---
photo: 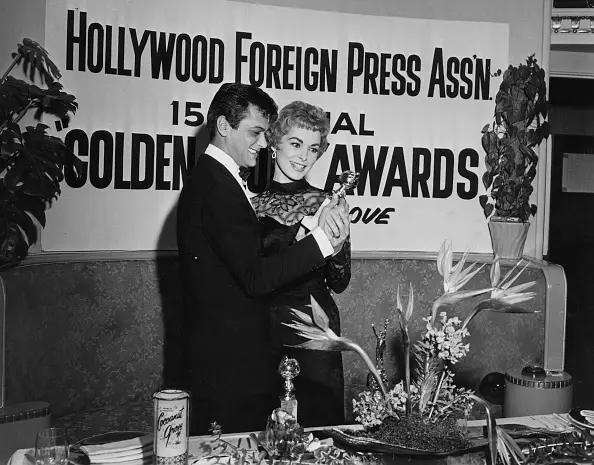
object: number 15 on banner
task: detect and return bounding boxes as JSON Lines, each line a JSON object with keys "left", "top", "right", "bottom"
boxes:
{"left": 171, "top": 101, "right": 204, "bottom": 127}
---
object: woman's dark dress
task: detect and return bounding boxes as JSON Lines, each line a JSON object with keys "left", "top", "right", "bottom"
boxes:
{"left": 252, "top": 180, "right": 351, "bottom": 427}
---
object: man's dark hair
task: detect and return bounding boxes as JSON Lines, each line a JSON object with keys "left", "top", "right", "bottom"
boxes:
{"left": 207, "top": 83, "right": 278, "bottom": 140}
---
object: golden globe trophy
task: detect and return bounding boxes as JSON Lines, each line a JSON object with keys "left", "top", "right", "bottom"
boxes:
{"left": 332, "top": 170, "right": 360, "bottom": 198}
{"left": 278, "top": 356, "right": 300, "bottom": 420}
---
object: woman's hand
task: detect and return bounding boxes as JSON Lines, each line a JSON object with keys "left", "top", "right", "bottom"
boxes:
{"left": 319, "top": 197, "right": 350, "bottom": 254}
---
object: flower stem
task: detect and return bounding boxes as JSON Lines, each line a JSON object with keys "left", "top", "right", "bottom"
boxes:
{"left": 350, "top": 341, "right": 388, "bottom": 399}
{"left": 402, "top": 329, "right": 411, "bottom": 415}
{"left": 0, "top": 53, "right": 22, "bottom": 84}
{"left": 428, "top": 368, "right": 447, "bottom": 419}
{"left": 431, "top": 296, "right": 444, "bottom": 325}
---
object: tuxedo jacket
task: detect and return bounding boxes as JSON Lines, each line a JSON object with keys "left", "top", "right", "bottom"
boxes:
{"left": 176, "top": 154, "right": 327, "bottom": 399}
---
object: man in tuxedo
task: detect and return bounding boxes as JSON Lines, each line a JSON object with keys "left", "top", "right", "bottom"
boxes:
{"left": 177, "top": 83, "right": 349, "bottom": 435}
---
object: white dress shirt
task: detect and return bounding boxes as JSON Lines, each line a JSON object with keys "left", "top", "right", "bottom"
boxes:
{"left": 203, "top": 144, "right": 334, "bottom": 258}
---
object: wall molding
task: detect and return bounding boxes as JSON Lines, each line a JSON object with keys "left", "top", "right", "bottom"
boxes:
{"left": 14, "top": 249, "right": 550, "bottom": 268}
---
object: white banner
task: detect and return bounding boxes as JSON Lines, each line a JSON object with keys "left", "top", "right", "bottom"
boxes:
{"left": 43, "top": 0, "right": 509, "bottom": 252}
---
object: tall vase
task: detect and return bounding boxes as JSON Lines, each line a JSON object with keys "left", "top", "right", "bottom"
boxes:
{"left": 488, "top": 218, "right": 530, "bottom": 259}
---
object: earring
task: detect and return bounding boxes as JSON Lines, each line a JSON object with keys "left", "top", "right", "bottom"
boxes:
{"left": 271, "top": 148, "right": 277, "bottom": 160}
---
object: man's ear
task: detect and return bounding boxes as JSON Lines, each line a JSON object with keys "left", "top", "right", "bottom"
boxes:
{"left": 216, "top": 115, "right": 231, "bottom": 137}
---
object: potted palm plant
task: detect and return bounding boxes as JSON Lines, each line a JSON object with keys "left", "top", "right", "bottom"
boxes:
{"left": 0, "top": 39, "right": 81, "bottom": 268}
{"left": 479, "top": 54, "right": 550, "bottom": 259}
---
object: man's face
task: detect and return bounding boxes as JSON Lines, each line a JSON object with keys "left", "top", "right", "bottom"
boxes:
{"left": 225, "top": 105, "right": 269, "bottom": 168}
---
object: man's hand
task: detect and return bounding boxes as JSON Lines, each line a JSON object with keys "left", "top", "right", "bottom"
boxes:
{"left": 318, "top": 196, "right": 350, "bottom": 254}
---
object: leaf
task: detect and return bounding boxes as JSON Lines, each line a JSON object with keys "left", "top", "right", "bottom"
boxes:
{"left": 395, "top": 283, "right": 403, "bottom": 315}
{"left": 436, "top": 240, "right": 451, "bottom": 278}
{"left": 310, "top": 295, "right": 330, "bottom": 332}
{"left": 484, "top": 203, "right": 494, "bottom": 218}
{"left": 490, "top": 258, "right": 501, "bottom": 287}
{"left": 479, "top": 195, "right": 489, "bottom": 209}
{"left": 482, "top": 171, "right": 493, "bottom": 190}
{"left": 405, "top": 282, "right": 414, "bottom": 320}
{"left": 16, "top": 38, "right": 62, "bottom": 83}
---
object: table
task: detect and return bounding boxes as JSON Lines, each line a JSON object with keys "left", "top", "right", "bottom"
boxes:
{"left": 5, "top": 414, "right": 575, "bottom": 465}
{"left": 187, "top": 414, "right": 574, "bottom": 464}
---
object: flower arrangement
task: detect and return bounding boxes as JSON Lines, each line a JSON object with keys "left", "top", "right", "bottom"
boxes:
{"left": 286, "top": 240, "right": 539, "bottom": 463}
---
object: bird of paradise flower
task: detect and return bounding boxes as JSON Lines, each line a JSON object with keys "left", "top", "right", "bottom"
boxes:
{"left": 283, "top": 240, "right": 539, "bottom": 465}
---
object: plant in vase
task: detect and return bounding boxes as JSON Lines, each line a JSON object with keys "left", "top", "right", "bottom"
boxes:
{"left": 286, "top": 240, "right": 539, "bottom": 463}
{"left": 479, "top": 54, "right": 550, "bottom": 259}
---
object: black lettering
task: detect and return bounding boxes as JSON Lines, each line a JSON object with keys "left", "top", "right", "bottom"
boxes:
{"left": 362, "top": 208, "right": 381, "bottom": 224}
{"left": 390, "top": 54, "right": 406, "bottom": 96}
{"left": 172, "top": 135, "right": 196, "bottom": 190}
{"left": 266, "top": 44, "right": 282, "bottom": 89}
{"left": 295, "top": 46, "right": 302, "bottom": 90}
{"left": 87, "top": 23, "right": 104, "bottom": 73}
{"left": 428, "top": 47, "right": 445, "bottom": 98}
{"left": 131, "top": 133, "right": 154, "bottom": 189}
{"left": 433, "top": 148, "right": 454, "bottom": 198}
{"left": 150, "top": 32, "right": 176, "bottom": 80}
{"left": 104, "top": 26, "right": 117, "bottom": 75}
{"left": 352, "top": 145, "right": 388, "bottom": 196}
{"left": 130, "top": 29, "right": 152, "bottom": 77}
{"left": 350, "top": 207, "right": 362, "bottom": 223}
{"left": 460, "top": 57, "right": 473, "bottom": 99}
{"left": 114, "top": 132, "right": 130, "bottom": 189}
{"left": 209, "top": 38, "right": 224, "bottom": 83}
{"left": 359, "top": 114, "right": 374, "bottom": 136}
{"left": 89, "top": 130, "right": 113, "bottom": 189}
{"left": 191, "top": 35, "right": 208, "bottom": 83}
{"left": 175, "top": 34, "right": 191, "bottom": 82}
{"left": 376, "top": 208, "right": 395, "bottom": 224}
{"left": 475, "top": 58, "right": 491, "bottom": 100}
{"left": 457, "top": 148, "right": 479, "bottom": 199}
{"left": 320, "top": 50, "right": 337, "bottom": 92}
{"left": 346, "top": 42, "right": 363, "bottom": 94}
{"left": 156, "top": 135, "right": 172, "bottom": 190}
{"left": 332, "top": 113, "right": 357, "bottom": 135}
{"left": 324, "top": 145, "right": 351, "bottom": 192}
{"left": 304, "top": 48, "right": 318, "bottom": 91}
{"left": 411, "top": 148, "right": 431, "bottom": 198}
{"left": 383, "top": 147, "right": 410, "bottom": 197}
{"left": 66, "top": 10, "right": 86, "bottom": 72}
{"left": 64, "top": 129, "right": 88, "bottom": 188}
{"left": 407, "top": 55, "right": 421, "bottom": 96}
{"left": 446, "top": 57, "right": 460, "bottom": 99}
{"left": 379, "top": 53, "right": 391, "bottom": 95}
{"left": 117, "top": 27, "right": 132, "bottom": 76}
{"left": 249, "top": 42, "right": 265, "bottom": 87}
{"left": 282, "top": 45, "right": 295, "bottom": 90}
{"left": 363, "top": 52, "right": 378, "bottom": 95}
{"left": 235, "top": 31, "right": 251, "bottom": 83}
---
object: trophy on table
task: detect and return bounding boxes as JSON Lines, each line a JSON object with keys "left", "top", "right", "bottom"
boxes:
{"left": 278, "top": 356, "right": 300, "bottom": 420}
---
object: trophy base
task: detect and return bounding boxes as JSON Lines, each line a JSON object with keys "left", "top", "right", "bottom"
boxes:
{"left": 279, "top": 397, "right": 298, "bottom": 420}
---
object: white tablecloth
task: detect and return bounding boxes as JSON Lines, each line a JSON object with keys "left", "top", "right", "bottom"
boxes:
{"left": 6, "top": 414, "right": 576, "bottom": 465}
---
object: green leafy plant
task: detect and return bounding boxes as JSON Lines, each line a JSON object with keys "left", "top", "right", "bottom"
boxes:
{"left": 0, "top": 38, "right": 81, "bottom": 267}
{"left": 479, "top": 54, "right": 550, "bottom": 223}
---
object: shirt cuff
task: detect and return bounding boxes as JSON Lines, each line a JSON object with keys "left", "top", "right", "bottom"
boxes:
{"left": 301, "top": 215, "right": 318, "bottom": 233}
{"left": 310, "top": 226, "right": 334, "bottom": 258}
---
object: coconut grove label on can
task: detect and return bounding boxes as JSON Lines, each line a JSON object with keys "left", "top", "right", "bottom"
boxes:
{"left": 153, "top": 389, "right": 189, "bottom": 464}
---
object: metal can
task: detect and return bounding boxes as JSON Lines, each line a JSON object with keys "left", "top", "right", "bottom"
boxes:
{"left": 153, "top": 389, "right": 190, "bottom": 465}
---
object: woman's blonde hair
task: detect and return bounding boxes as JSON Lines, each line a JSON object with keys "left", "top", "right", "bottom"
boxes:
{"left": 268, "top": 101, "right": 330, "bottom": 155}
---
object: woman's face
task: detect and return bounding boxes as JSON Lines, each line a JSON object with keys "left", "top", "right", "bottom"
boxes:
{"left": 273, "top": 126, "right": 322, "bottom": 183}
